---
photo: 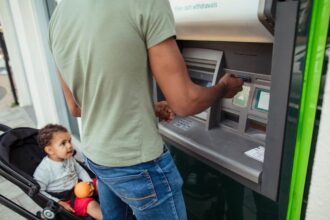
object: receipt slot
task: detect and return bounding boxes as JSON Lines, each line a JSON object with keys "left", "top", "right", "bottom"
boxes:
{"left": 156, "top": 1, "right": 298, "bottom": 201}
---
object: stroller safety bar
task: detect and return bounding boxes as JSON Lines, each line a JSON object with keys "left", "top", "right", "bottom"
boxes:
{"left": 0, "top": 159, "right": 40, "bottom": 197}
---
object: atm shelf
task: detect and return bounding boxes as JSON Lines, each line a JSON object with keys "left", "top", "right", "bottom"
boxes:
{"left": 159, "top": 118, "right": 263, "bottom": 184}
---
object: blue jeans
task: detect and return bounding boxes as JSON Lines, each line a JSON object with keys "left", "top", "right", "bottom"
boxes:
{"left": 84, "top": 149, "right": 187, "bottom": 220}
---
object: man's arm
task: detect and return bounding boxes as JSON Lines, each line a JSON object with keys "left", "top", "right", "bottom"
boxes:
{"left": 148, "top": 38, "right": 243, "bottom": 117}
{"left": 58, "top": 72, "right": 81, "bottom": 117}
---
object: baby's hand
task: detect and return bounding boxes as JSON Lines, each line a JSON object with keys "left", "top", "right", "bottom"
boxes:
{"left": 155, "top": 101, "right": 175, "bottom": 122}
{"left": 58, "top": 201, "right": 75, "bottom": 213}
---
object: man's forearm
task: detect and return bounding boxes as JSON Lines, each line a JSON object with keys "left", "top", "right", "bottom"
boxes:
{"left": 182, "top": 81, "right": 227, "bottom": 116}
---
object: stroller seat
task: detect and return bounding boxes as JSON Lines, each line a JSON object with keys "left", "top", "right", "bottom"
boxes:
{"left": 0, "top": 125, "right": 94, "bottom": 220}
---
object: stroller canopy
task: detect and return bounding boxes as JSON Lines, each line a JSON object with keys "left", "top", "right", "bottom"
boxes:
{"left": 0, "top": 127, "right": 45, "bottom": 179}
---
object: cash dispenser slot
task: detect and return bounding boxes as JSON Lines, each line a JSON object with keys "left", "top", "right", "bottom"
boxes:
{"left": 220, "top": 110, "right": 239, "bottom": 130}
{"left": 246, "top": 118, "right": 267, "bottom": 142}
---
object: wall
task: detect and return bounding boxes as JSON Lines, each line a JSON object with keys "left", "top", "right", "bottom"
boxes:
{"left": 0, "top": 0, "right": 67, "bottom": 128}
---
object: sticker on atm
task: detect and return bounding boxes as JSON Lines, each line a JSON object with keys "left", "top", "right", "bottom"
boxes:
{"left": 244, "top": 146, "right": 265, "bottom": 163}
{"left": 232, "top": 85, "right": 250, "bottom": 108}
{"left": 254, "top": 89, "right": 270, "bottom": 112}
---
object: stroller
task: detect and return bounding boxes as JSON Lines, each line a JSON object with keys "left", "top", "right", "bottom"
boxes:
{"left": 0, "top": 124, "right": 94, "bottom": 220}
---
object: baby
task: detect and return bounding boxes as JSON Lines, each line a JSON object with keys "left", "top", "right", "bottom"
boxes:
{"left": 33, "top": 124, "right": 102, "bottom": 220}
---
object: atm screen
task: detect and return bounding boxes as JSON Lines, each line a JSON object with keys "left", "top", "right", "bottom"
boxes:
{"left": 191, "top": 78, "right": 212, "bottom": 87}
{"left": 253, "top": 89, "right": 270, "bottom": 112}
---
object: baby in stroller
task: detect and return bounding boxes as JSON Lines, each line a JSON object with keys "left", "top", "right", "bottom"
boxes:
{"left": 33, "top": 124, "right": 102, "bottom": 220}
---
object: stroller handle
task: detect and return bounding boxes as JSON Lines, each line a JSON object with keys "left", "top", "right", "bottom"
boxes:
{"left": 0, "top": 124, "right": 11, "bottom": 132}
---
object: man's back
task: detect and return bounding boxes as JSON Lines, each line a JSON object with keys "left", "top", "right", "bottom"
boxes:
{"left": 49, "top": 0, "right": 176, "bottom": 166}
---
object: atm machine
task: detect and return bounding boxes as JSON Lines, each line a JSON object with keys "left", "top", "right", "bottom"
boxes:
{"left": 155, "top": 0, "right": 299, "bottom": 203}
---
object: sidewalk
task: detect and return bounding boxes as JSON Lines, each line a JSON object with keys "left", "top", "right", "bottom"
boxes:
{"left": 0, "top": 107, "right": 41, "bottom": 220}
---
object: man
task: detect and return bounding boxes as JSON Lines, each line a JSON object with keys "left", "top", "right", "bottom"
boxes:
{"left": 49, "top": 0, "right": 243, "bottom": 219}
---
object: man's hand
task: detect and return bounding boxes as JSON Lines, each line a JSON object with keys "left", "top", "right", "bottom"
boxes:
{"left": 218, "top": 73, "right": 244, "bottom": 98}
{"left": 155, "top": 101, "right": 176, "bottom": 122}
{"left": 58, "top": 201, "right": 75, "bottom": 213}
{"left": 88, "top": 182, "right": 95, "bottom": 196}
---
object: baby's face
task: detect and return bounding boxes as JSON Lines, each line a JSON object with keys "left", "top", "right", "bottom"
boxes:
{"left": 48, "top": 131, "right": 74, "bottom": 161}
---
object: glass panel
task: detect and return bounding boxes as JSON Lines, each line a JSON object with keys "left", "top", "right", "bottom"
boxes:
{"left": 169, "top": 145, "right": 278, "bottom": 220}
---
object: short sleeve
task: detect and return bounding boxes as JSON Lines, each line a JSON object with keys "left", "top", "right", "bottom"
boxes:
{"left": 140, "top": 0, "right": 176, "bottom": 49}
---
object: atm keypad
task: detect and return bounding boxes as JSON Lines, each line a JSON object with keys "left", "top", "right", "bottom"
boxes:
{"left": 173, "top": 119, "right": 193, "bottom": 130}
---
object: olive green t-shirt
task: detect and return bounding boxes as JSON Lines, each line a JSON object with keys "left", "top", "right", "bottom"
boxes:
{"left": 49, "top": 0, "right": 176, "bottom": 166}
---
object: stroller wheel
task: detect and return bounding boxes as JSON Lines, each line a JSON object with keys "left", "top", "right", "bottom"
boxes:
{"left": 42, "top": 208, "right": 56, "bottom": 219}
